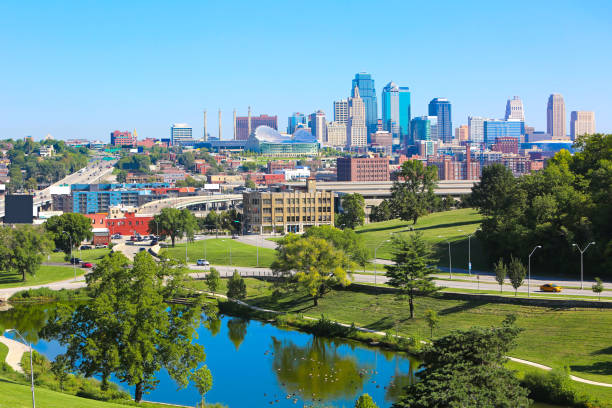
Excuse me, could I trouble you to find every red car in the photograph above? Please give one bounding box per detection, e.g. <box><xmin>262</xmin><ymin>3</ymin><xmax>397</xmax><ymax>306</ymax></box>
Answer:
<box><xmin>81</xmin><ymin>262</ymin><xmax>93</xmax><ymax>268</ymax></box>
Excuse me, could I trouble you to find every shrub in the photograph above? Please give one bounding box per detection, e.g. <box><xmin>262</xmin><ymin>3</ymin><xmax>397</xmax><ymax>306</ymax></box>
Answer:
<box><xmin>522</xmin><ymin>367</ymin><xmax>591</xmax><ymax>407</ymax></box>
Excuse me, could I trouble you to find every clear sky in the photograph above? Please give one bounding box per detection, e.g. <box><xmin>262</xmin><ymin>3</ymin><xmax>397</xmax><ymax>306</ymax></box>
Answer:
<box><xmin>1</xmin><ymin>0</ymin><xmax>610</xmax><ymax>141</ymax></box>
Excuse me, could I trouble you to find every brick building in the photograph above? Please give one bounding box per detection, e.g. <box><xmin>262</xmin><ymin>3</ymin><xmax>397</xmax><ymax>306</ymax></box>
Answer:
<box><xmin>110</xmin><ymin>130</ymin><xmax>137</xmax><ymax>147</ymax></box>
<box><xmin>492</xmin><ymin>136</ymin><xmax>519</xmax><ymax>154</ymax></box>
<box><xmin>267</xmin><ymin>160</ymin><xmax>295</xmax><ymax>173</ymax></box>
<box><xmin>336</xmin><ymin>156</ymin><xmax>390</xmax><ymax>181</ymax></box>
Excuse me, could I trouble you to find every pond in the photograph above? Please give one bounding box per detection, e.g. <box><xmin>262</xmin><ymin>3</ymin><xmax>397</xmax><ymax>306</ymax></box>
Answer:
<box><xmin>0</xmin><ymin>303</ymin><xmax>559</xmax><ymax>408</ymax></box>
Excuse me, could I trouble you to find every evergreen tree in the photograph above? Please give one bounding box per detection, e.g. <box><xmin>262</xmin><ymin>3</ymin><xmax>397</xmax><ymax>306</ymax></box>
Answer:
<box><xmin>227</xmin><ymin>270</ymin><xmax>246</xmax><ymax>300</ymax></box>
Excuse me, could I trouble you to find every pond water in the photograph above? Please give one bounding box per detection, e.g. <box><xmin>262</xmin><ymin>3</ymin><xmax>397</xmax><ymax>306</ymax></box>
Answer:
<box><xmin>0</xmin><ymin>303</ymin><xmax>559</xmax><ymax>408</ymax></box>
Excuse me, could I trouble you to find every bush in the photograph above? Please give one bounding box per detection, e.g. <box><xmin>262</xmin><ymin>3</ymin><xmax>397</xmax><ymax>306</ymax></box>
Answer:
<box><xmin>522</xmin><ymin>368</ymin><xmax>591</xmax><ymax>407</ymax></box>
<box><xmin>9</xmin><ymin>287</ymin><xmax>88</xmax><ymax>302</ymax></box>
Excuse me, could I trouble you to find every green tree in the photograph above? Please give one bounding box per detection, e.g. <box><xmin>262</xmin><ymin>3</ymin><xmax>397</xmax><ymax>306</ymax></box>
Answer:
<box><xmin>369</xmin><ymin>199</ymin><xmax>393</xmax><ymax>222</ymax></box>
<box><xmin>393</xmin><ymin>315</ymin><xmax>530</xmax><ymax>408</ymax></box>
<box><xmin>115</xmin><ymin>169</ymin><xmax>127</xmax><ymax>183</ymax></box>
<box><xmin>337</xmin><ymin>193</ymin><xmax>365</xmax><ymax>229</ymax></box>
<box><xmin>508</xmin><ymin>256</ymin><xmax>526</xmax><ymax>296</ymax></box>
<box><xmin>192</xmin><ymin>365</ymin><xmax>213</xmax><ymax>408</ymax></box>
<box><xmin>0</xmin><ymin>225</ymin><xmax>54</xmax><ymax>281</ymax></box>
<box><xmin>389</xmin><ymin>160</ymin><xmax>438</xmax><ymax>224</ymax></box>
<box><xmin>245</xmin><ymin>175</ymin><xmax>256</xmax><ymax>189</ymax></box>
<box><xmin>424</xmin><ymin>309</ymin><xmax>439</xmax><ymax>339</ymax></box>
<box><xmin>150</xmin><ymin>207</ymin><xmax>198</xmax><ymax>247</ymax></box>
<box><xmin>384</xmin><ymin>232</ymin><xmax>439</xmax><ymax>318</ymax></box>
<box><xmin>303</xmin><ymin>225</ymin><xmax>368</xmax><ymax>262</ymax></box>
<box><xmin>50</xmin><ymin>354</ymin><xmax>70</xmax><ymax>391</ymax></box>
<box><xmin>494</xmin><ymin>258</ymin><xmax>507</xmax><ymax>294</ymax></box>
<box><xmin>271</xmin><ymin>235</ymin><xmax>351</xmax><ymax>306</ymax></box>
<box><xmin>592</xmin><ymin>277</ymin><xmax>604</xmax><ymax>301</ymax></box>
<box><xmin>355</xmin><ymin>393</ymin><xmax>379</xmax><ymax>408</ymax></box>
<box><xmin>45</xmin><ymin>213</ymin><xmax>93</xmax><ymax>254</ymax></box>
<box><xmin>205</xmin><ymin>267</ymin><xmax>221</xmax><ymax>293</ymax></box>
<box><xmin>227</xmin><ymin>270</ymin><xmax>246</xmax><ymax>300</ymax></box>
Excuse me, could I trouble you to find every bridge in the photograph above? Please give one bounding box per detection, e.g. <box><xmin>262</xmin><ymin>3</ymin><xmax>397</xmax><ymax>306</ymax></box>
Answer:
<box><xmin>138</xmin><ymin>194</ymin><xmax>243</xmax><ymax>215</ymax></box>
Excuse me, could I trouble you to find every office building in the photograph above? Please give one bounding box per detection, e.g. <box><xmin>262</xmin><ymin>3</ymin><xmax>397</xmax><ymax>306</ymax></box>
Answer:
<box><xmin>347</xmin><ymin>86</ymin><xmax>368</xmax><ymax>147</ymax></box>
<box><xmin>492</xmin><ymin>136</ymin><xmax>519</xmax><ymax>154</ymax></box>
<box><xmin>428</xmin><ymin>98</ymin><xmax>452</xmax><ymax>143</ymax></box>
<box><xmin>483</xmin><ymin>119</ymin><xmax>524</xmax><ymax>147</ymax></box>
<box><xmin>236</xmin><ymin>114</ymin><xmax>278</xmax><ymax>140</ymax></box>
<box><xmin>455</xmin><ymin>125</ymin><xmax>469</xmax><ymax>142</ymax></box>
<box><xmin>309</xmin><ymin>110</ymin><xmax>327</xmax><ymax>143</ymax></box>
<box><xmin>326</xmin><ymin>122</ymin><xmax>347</xmax><ymax>147</ymax></box>
<box><xmin>382</xmin><ymin>82</ymin><xmax>400</xmax><ymax>142</ymax></box>
<box><xmin>336</xmin><ymin>156</ymin><xmax>389</xmax><ymax>181</ymax></box>
<box><xmin>351</xmin><ymin>73</ymin><xmax>378</xmax><ymax>134</ymax></box>
<box><xmin>370</xmin><ymin>130</ymin><xmax>393</xmax><ymax>153</ymax></box>
<box><xmin>111</xmin><ymin>130</ymin><xmax>137</xmax><ymax>147</ymax></box>
<box><xmin>170</xmin><ymin>124</ymin><xmax>193</xmax><ymax>145</ymax></box>
<box><xmin>468</xmin><ymin>116</ymin><xmax>486</xmax><ymax>145</ymax></box>
<box><xmin>411</xmin><ymin>116</ymin><xmax>438</xmax><ymax>142</ymax></box>
<box><xmin>547</xmin><ymin>94</ymin><xmax>566</xmax><ymax>139</ymax></box>
<box><xmin>242</xmin><ymin>178</ymin><xmax>334</xmax><ymax>234</ymax></box>
<box><xmin>334</xmin><ymin>99</ymin><xmax>349</xmax><ymax>124</ymax></box>
<box><xmin>288</xmin><ymin>112</ymin><xmax>307</xmax><ymax>134</ymax></box>
<box><xmin>505</xmin><ymin>96</ymin><xmax>525</xmax><ymax>121</ymax></box>
<box><xmin>570</xmin><ymin>111</ymin><xmax>595</xmax><ymax>139</ymax></box>
<box><xmin>399</xmin><ymin>86</ymin><xmax>411</xmax><ymax>145</ymax></box>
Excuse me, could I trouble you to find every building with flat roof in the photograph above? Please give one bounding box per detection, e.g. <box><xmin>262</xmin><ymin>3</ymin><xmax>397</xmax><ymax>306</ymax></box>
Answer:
<box><xmin>352</xmin><ymin>72</ymin><xmax>378</xmax><ymax>134</ymax></box>
<box><xmin>111</xmin><ymin>130</ymin><xmax>137</xmax><ymax>146</ymax></box>
<box><xmin>170</xmin><ymin>124</ymin><xmax>193</xmax><ymax>145</ymax></box>
<box><xmin>337</xmin><ymin>156</ymin><xmax>389</xmax><ymax>182</ymax></box>
<box><xmin>484</xmin><ymin>119</ymin><xmax>524</xmax><ymax>147</ymax></box>
<box><xmin>428</xmin><ymin>98</ymin><xmax>452</xmax><ymax>143</ymax></box>
<box><xmin>570</xmin><ymin>111</ymin><xmax>595</xmax><ymax>139</ymax></box>
<box><xmin>547</xmin><ymin>94</ymin><xmax>566</xmax><ymax>139</ymax></box>
<box><xmin>236</xmin><ymin>114</ymin><xmax>278</xmax><ymax>140</ymax></box>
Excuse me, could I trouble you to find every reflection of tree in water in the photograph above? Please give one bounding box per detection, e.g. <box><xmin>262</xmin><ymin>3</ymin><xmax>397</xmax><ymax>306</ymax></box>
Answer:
<box><xmin>227</xmin><ymin>318</ymin><xmax>248</xmax><ymax>350</ymax></box>
<box><xmin>270</xmin><ymin>336</ymin><xmax>371</xmax><ymax>402</ymax></box>
<box><xmin>384</xmin><ymin>354</ymin><xmax>419</xmax><ymax>402</ymax></box>
<box><xmin>0</xmin><ymin>302</ymin><xmax>69</xmax><ymax>343</ymax></box>
<box><xmin>206</xmin><ymin>315</ymin><xmax>221</xmax><ymax>337</ymax></box>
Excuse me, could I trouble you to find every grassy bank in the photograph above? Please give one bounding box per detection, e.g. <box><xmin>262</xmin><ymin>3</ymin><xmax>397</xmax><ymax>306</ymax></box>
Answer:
<box><xmin>47</xmin><ymin>248</ymin><xmax>111</xmax><ymax>264</ymax></box>
<box><xmin>163</xmin><ymin>238</ymin><xmax>276</xmax><ymax>267</ymax></box>
<box><xmin>0</xmin><ymin>266</ymin><xmax>85</xmax><ymax>289</ymax></box>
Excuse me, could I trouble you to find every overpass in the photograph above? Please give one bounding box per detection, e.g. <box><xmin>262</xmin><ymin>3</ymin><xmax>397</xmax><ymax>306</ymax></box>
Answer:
<box><xmin>138</xmin><ymin>194</ymin><xmax>243</xmax><ymax>215</ymax></box>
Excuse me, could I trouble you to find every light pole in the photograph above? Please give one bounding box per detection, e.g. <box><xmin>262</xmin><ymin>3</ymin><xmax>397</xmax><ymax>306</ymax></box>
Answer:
<box><xmin>464</xmin><ymin>228</ymin><xmax>480</xmax><ymax>276</ymax></box>
<box><xmin>5</xmin><ymin>329</ymin><xmax>35</xmax><ymax>408</ymax></box>
<box><xmin>528</xmin><ymin>245</ymin><xmax>542</xmax><ymax>297</ymax></box>
<box><xmin>61</xmin><ymin>231</ymin><xmax>76</xmax><ymax>281</ymax></box>
<box><xmin>373</xmin><ymin>240</ymin><xmax>390</xmax><ymax>288</ymax></box>
<box><xmin>573</xmin><ymin>242</ymin><xmax>595</xmax><ymax>290</ymax></box>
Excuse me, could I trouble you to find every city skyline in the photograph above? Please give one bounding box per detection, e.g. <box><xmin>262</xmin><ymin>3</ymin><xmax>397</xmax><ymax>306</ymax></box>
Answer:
<box><xmin>1</xmin><ymin>1</ymin><xmax>611</xmax><ymax>140</ymax></box>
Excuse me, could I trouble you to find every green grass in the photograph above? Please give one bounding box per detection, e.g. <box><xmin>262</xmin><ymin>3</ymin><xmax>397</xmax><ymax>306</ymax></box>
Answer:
<box><xmin>356</xmin><ymin>208</ymin><xmax>487</xmax><ymax>270</ymax></box>
<box><xmin>163</xmin><ymin>238</ymin><xmax>276</xmax><ymax>267</ymax></box>
<box><xmin>47</xmin><ymin>248</ymin><xmax>111</xmax><ymax>264</ymax></box>
<box><xmin>0</xmin><ymin>266</ymin><xmax>85</xmax><ymax>289</ymax></box>
<box><xmin>0</xmin><ymin>342</ymin><xmax>7</xmax><ymax>365</ymax></box>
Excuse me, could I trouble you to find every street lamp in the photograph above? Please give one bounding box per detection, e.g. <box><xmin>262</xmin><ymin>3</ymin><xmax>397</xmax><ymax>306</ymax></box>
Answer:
<box><xmin>528</xmin><ymin>245</ymin><xmax>542</xmax><ymax>297</ymax></box>
<box><xmin>61</xmin><ymin>231</ymin><xmax>77</xmax><ymax>281</ymax></box>
<box><xmin>438</xmin><ymin>236</ymin><xmax>452</xmax><ymax>279</ymax></box>
<box><xmin>464</xmin><ymin>228</ymin><xmax>481</xmax><ymax>276</ymax></box>
<box><xmin>5</xmin><ymin>329</ymin><xmax>35</xmax><ymax>408</ymax></box>
<box><xmin>573</xmin><ymin>242</ymin><xmax>596</xmax><ymax>290</ymax></box>
<box><xmin>373</xmin><ymin>240</ymin><xmax>390</xmax><ymax>288</ymax></box>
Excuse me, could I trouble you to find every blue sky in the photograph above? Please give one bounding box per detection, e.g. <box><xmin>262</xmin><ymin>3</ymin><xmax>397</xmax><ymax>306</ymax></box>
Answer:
<box><xmin>1</xmin><ymin>0</ymin><xmax>610</xmax><ymax>141</ymax></box>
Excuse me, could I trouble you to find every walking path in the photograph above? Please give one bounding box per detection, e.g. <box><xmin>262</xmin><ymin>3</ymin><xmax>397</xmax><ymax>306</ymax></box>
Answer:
<box><xmin>0</xmin><ymin>335</ymin><xmax>27</xmax><ymax>373</ymax></box>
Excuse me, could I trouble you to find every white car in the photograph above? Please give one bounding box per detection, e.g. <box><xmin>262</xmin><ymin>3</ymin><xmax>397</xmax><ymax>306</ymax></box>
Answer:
<box><xmin>196</xmin><ymin>259</ymin><xmax>210</xmax><ymax>267</ymax></box>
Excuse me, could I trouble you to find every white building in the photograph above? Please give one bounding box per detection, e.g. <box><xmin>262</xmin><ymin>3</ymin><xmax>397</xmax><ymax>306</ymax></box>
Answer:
<box><xmin>277</xmin><ymin>167</ymin><xmax>311</xmax><ymax>181</ymax></box>
<box><xmin>325</xmin><ymin>122</ymin><xmax>347</xmax><ymax>147</ymax></box>
<box><xmin>505</xmin><ymin>96</ymin><xmax>525</xmax><ymax>121</ymax></box>
<box><xmin>333</xmin><ymin>99</ymin><xmax>349</xmax><ymax>124</ymax></box>
<box><xmin>570</xmin><ymin>111</ymin><xmax>595</xmax><ymax>139</ymax></box>
<box><xmin>39</xmin><ymin>145</ymin><xmax>55</xmax><ymax>157</ymax></box>
<box><xmin>170</xmin><ymin>123</ymin><xmax>193</xmax><ymax>145</ymax></box>
<box><xmin>468</xmin><ymin>116</ymin><xmax>486</xmax><ymax>145</ymax></box>
<box><xmin>547</xmin><ymin>94</ymin><xmax>566</xmax><ymax>139</ymax></box>
<box><xmin>347</xmin><ymin>86</ymin><xmax>367</xmax><ymax>147</ymax></box>
<box><xmin>309</xmin><ymin>110</ymin><xmax>327</xmax><ymax>143</ymax></box>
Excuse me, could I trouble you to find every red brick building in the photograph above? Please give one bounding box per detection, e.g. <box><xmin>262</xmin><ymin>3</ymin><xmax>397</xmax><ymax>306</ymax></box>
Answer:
<box><xmin>492</xmin><ymin>137</ymin><xmax>519</xmax><ymax>154</ymax></box>
<box><xmin>85</xmin><ymin>212</ymin><xmax>153</xmax><ymax>236</ymax></box>
<box><xmin>110</xmin><ymin>130</ymin><xmax>137</xmax><ymax>147</ymax></box>
<box><xmin>267</xmin><ymin>160</ymin><xmax>295</xmax><ymax>173</ymax></box>
<box><xmin>336</xmin><ymin>156</ymin><xmax>390</xmax><ymax>181</ymax></box>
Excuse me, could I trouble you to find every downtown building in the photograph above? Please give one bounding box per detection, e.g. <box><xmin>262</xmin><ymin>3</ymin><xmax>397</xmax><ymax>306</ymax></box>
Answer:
<box><xmin>336</xmin><ymin>156</ymin><xmax>390</xmax><ymax>181</ymax></box>
<box><xmin>287</xmin><ymin>112</ymin><xmax>307</xmax><ymax>134</ymax></box>
<box><xmin>381</xmin><ymin>82</ymin><xmax>411</xmax><ymax>146</ymax></box>
<box><xmin>570</xmin><ymin>111</ymin><xmax>595</xmax><ymax>139</ymax></box>
<box><xmin>110</xmin><ymin>130</ymin><xmax>137</xmax><ymax>147</ymax></box>
<box><xmin>309</xmin><ymin>110</ymin><xmax>327</xmax><ymax>143</ymax></box>
<box><xmin>347</xmin><ymin>86</ymin><xmax>368</xmax><ymax>148</ymax></box>
<box><xmin>428</xmin><ymin>98</ymin><xmax>452</xmax><ymax>143</ymax></box>
<box><xmin>236</xmin><ymin>113</ymin><xmax>278</xmax><ymax>140</ymax></box>
<box><xmin>170</xmin><ymin>123</ymin><xmax>193</xmax><ymax>146</ymax></box>
<box><xmin>547</xmin><ymin>93</ymin><xmax>567</xmax><ymax>139</ymax></box>
<box><xmin>483</xmin><ymin>119</ymin><xmax>524</xmax><ymax>148</ymax></box>
<box><xmin>352</xmin><ymin>73</ymin><xmax>378</xmax><ymax>135</ymax></box>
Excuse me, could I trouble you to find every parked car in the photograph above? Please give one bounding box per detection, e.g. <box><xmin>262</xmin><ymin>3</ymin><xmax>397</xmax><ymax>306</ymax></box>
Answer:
<box><xmin>196</xmin><ymin>259</ymin><xmax>210</xmax><ymax>267</ymax></box>
<box><xmin>95</xmin><ymin>244</ymin><xmax>107</xmax><ymax>249</ymax></box>
<box><xmin>80</xmin><ymin>245</ymin><xmax>92</xmax><ymax>250</ymax></box>
<box><xmin>70</xmin><ymin>257</ymin><xmax>82</xmax><ymax>264</ymax></box>
<box><xmin>540</xmin><ymin>283</ymin><xmax>562</xmax><ymax>292</ymax></box>
<box><xmin>139</xmin><ymin>247</ymin><xmax>146</xmax><ymax>252</ymax></box>
<box><xmin>112</xmin><ymin>234</ymin><xmax>121</xmax><ymax>239</ymax></box>
<box><xmin>81</xmin><ymin>262</ymin><xmax>93</xmax><ymax>268</ymax></box>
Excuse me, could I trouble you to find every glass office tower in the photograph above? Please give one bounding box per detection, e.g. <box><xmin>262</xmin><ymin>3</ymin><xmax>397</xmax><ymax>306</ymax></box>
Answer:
<box><xmin>428</xmin><ymin>98</ymin><xmax>452</xmax><ymax>143</ymax></box>
<box><xmin>351</xmin><ymin>72</ymin><xmax>378</xmax><ymax>136</ymax></box>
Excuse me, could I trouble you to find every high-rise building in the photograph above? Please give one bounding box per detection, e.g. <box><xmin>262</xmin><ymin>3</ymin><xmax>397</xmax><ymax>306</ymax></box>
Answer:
<box><xmin>326</xmin><ymin>122</ymin><xmax>347</xmax><ymax>147</ymax></box>
<box><xmin>347</xmin><ymin>86</ymin><xmax>367</xmax><ymax>147</ymax></box>
<box><xmin>110</xmin><ymin>130</ymin><xmax>137</xmax><ymax>146</ymax></box>
<box><xmin>547</xmin><ymin>94</ymin><xmax>566</xmax><ymax>139</ymax></box>
<box><xmin>428</xmin><ymin>98</ymin><xmax>452</xmax><ymax>143</ymax></box>
<box><xmin>570</xmin><ymin>111</ymin><xmax>595</xmax><ymax>139</ymax></box>
<box><xmin>411</xmin><ymin>116</ymin><xmax>434</xmax><ymax>142</ymax></box>
<box><xmin>170</xmin><ymin>124</ymin><xmax>193</xmax><ymax>145</ymax></box>
<box><xmin>351</xmin><ymin>73</ymin><xmax>378</xmax><ymax>134</ymax></box>
<box><xmin>334</xmin><ymin>99</ymin><xmax>349</xmax><ymax>124</ymax></box>
<box><xmin>236</xmin><ymin>114</ymin><xmax>278</xmax><ymax>140</ymax></box>
<box><xmin>399</xmin><ymin>86</ymin><xmax>411</xmax><ymax>145</ymax></box>
<box><xmin>505</xmin><ymin>96</ymin><xmax>525</xmax><ymax>121</ymax></box>
<box><xmin>468</xmin><ymin>116</ymin><xmax>486</xmax><ymax>145</ymax></box>
<box><xmin>287</xmin><ymin>112</ymin><xmax>307</xmax><ymax>134</ymax></box>
<box><xmin>382</xmin><ymin>82</ymin><xmax>400</xmax><ymax>142</ymax></box>
<box><xmin>455</xmin><ymin>125</ymin><xmax>469</xmax><ymax>142</ymax></box>
<box><xmin>483</xmin><ymin>119</ymin><xmax>524</xmax><ymax>147</ymax></box>
<box><xmin>309</xmin><ymin>110</ymin><xmax>327</xmax><ymax>143</ymax></box>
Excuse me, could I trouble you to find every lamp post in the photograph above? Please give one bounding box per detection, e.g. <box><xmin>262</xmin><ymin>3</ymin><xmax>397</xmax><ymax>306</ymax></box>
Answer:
<box><xmin>573</xmin><ymin>242</ymin><xmax>596</xmax><ymax>290</ymax></box>
<box><xmin>61</xmin><ymin>231</ymin><xmax>76</xmax><ymax>281</ymax></box>
<box><xmin>464</xmin><ymin>228</ymin><xmax>480</xmax><ymax>276</ymax></box>
<box><xmin>5</xmin><ymin>329</ymin><xmax>35</xmax><ymax>408</ymax></box>
<box><xmin>373</xmin><ymin>240</ymin><xmax>390</xmax><ymax>289</ymax></box>
<box><xmin>528</xmin><ymin>245</ymin><xmax>542</xmax><ymax>297</ymax></box>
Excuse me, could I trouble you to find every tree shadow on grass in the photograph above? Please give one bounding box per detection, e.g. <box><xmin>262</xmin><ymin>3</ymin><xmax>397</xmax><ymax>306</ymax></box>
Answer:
<box><xmin>570</xmin><ymin>362</ymin><xmax>612</xmax><ymax>376</ymax></box>
<box><xmin>362</xmin><ymin>316</ymin><xmax>396</xmax><ymax>332</ymax></box>
<box><xmin>0</xmin><ymin>273</ymin><xmax>23</xmax><ymax>285</ymax></box>
<box><xmin>592</xmin><ymin>346</ymin><xmax>612</xmax><ymax>356</ymax></box>
<box><xmin>357</xmin><ymin>220</ymin><xmax>481</xmax><ymax>236</ymax></box>
<box><xmin>437</xmin><ymin>299</ymin><xmax>483</xmax><ymax>316</ymax></box>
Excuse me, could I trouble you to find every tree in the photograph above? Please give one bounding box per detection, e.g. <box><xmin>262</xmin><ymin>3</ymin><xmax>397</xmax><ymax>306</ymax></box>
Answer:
<box><xmin>337</xmin><ymin>193</ymin><xmax>365</xmax><ymax>229</ymax></box>
<box><xmin>507</xmin><ymin>256</ymin><xmax>526</xmax><ymax>296</ymax></box>
<box><xmin>393</xmin><ymin>315</ymin><xmax>530</xmax><ymax>408</ymax></box>
<box><xmin>494</xmin><ymin>258</ymin><xmax>507</xmax><ymax>294</ymax></box>
<box><xmin>0</xmin><ymin>225</ymin><xmax>53</xmax><ymax>281</ymax></box>
<box><xmin>592</xmin><ymin>277</ymin><xmax>604</xmax><ymax>301</ymax></box>
<box><xmin>51</xmin><ymin>354</ymin><xmax>70</xmax><ymax>391</ymax></box>
<box><xmin>424</xmin><ymin>309</ymin><xmax>439</xmax><ymax>339</ymax></box>
<box><xmin>271</xmin><ymin>235</ymin><xmax>352</xmax><ymax>306</ymax></box>
<box><xmin>150</xmin><ymin>208</ymin><xmax>198</xmax><ymax>247</ymax></box>
<box><xmin>192</xmin><ymin>365</ymin><xmax>213</xmax><ymax>408</ymax></box>
<box><xmin>355</xmin><ymin>393</ymin><xmax>378</xmax><ymax>408</ymax></box>
<box><xmin>245</xmin><ymin>175</ymin><xmax>256</xmax><ymax>189</ymax></box>
<box><xmin>369</xmin><ymin>199</ymin><xmax>393</xmax><ymax>222</ymax></box>
<box><xmin>45</xmin><ymin>213</ymin><xmax>93</xmax><ymax>254</ymax></box>
<box><xmin>115</xmin><ymin>169</ymin><xmax>127</xmax><ymax>183</ymax></box>
<box><xmin>227</xmin><ymin>270</ymin><xmax>246</xmax><ymax>300</ymax></box>
<box><xmin>42</xmin><ymin>252</ymin><xmax>208</xmax><ymax>402</ymax></box>
<box><xmin>384</xmin><ymin>233</ymin><xmax>439</xmax><ymax>318</ymax></box>
<box><xmin>389</xmin><ymin>160</ymin><xmax>438</xmax><ymax>224</ymax></box>
<box><xmin>470</xmin><ymin>164</ymin><xmax>519</xmax><ymax>218</ymax></box>
<box><xmin>303</xmin><ymin>225</ymin><xmax>368</xmax><ymax>263</ymax></box>
<box><xmin>205</xmin><ymin>267</ymin><xmax>221</xmax><ymax>293</ymax></box>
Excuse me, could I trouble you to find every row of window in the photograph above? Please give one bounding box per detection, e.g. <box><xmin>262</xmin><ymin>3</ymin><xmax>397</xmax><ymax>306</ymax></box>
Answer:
<box><xmin>259</xmin><ymin>216</ymin><xmax>333</xmax><ymax>223</ymax></box>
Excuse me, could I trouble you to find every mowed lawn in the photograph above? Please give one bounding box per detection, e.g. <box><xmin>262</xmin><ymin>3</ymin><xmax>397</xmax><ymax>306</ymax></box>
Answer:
<box><xmin>47</xmin><ymin>248</ymin><xmax>111</xmax><ymax>264</ymax></box>
<box><xmin>0</xmin><ymin>265</ymin><xmax>85</xmax><ymax>289</ymax></box>
<box><xmin>356</xmin><ymin>208</ymin><xmax>488</xmax><ymax>270</ymax></box>
<box><xmin>162</xmin><ymin>238</ymin><xmax>276</xmax><ymax>267</ymax></box>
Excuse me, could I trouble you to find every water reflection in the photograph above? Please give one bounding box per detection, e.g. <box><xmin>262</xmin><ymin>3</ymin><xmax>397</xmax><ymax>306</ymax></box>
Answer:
<box><xmin>0</xmin><ymin>302</ymin><xmax>58</xmax><ymax>343</ymax></box>
<box><xmin>227</xmin><ymin>318</ymin><xmax>248</xmax><ymax>350</ymax></box>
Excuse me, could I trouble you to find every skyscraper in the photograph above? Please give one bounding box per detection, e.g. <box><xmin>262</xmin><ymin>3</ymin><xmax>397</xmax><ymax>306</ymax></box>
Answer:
<box><xmin>505</xmin><ymin>96</ymin><xmax>525</xmax><ymax>121</ymax></box>
<box><xmin>468</xmin><ymin>116</ymin><xmax>486</xmax><ymax>145</ymax></box>
<box><xmin>351</xmin><ymin>73</ymin><xmax>378</xmax><ymax>135</ymax></box>
<box><xmin>333</xmin><ymin>99</ymin><xmax>349</xmax><ymax>124</ymax></box>
<box><xmin>411</xmin><ymin>116</ymin><xmax>432</xmax><ymax>142</ymax></box>
<box><xmin>348</xmin><ymin>86</ymin><xmax>367</xmax><ymax>147</ymax></box>
<box><xmin>170</xmin><ymin>123</ymin><xmax>193</xmax><ymax>145</ymax></box>
<box><xmin>483</xmin><ymin>119</ymin><xmax>524</xmax><ymax>147</ymax></box>
<box><xmin>570</xmin><ymin>111</ymin><xmax>595</xmax><ymax>139</ymax></box>
<box><xmin>547</xmin><ymin>94</ymin><xmax>566</xmax><ymax>139</ymax></box>
<box><xmin>399</xmin><ymin>86</ymin><xmax>411</xmax><ymax>145</ymax></box>
<box><xmin>287</xmin><ymin>112</ymin><xmax>307</xmax><ymax>134</ymax></box>
<box><xmin>309</xmin><ymin>110</ymin><xmax>327</xmax><ymax>143</ymax></box>
<box><xmin>428</xmin><ymin>98</ymin><xmax>452</xmax><ymax>143</ymax></box>
<box><xmin>455</xmin><ymin>125</ymin><xmax>469</xmax><ymax>142</ymax></box>
<box><xmin>382</xmin><ymin>82</ymin><xmax>400</xmax><ymax>142</ymax></box>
